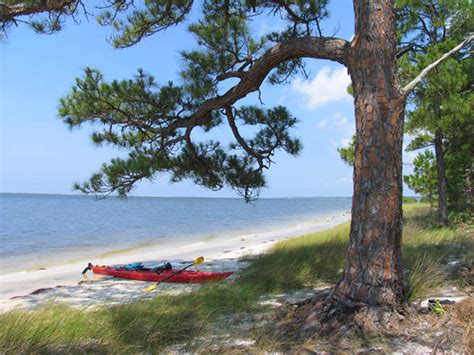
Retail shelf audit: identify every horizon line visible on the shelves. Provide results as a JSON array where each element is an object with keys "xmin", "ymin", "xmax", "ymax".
[{"xmin": 0, "ymin": 191, "xmax": 357, "ymax": 199}]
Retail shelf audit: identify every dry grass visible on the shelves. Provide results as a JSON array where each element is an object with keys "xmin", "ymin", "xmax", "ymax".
[{"xmin": 447, "ymin": 297, "xmax": 474, "ymax": 353}]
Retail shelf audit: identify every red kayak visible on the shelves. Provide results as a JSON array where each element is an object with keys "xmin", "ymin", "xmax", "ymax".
[{"xmin": 91, "ymin": 265, "xmax": 233, "ymax": 283}]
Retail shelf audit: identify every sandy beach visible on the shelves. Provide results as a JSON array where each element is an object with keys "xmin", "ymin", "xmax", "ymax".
[{"xmin": 0, "ymin": 211, "xmax": 351, "ymax": 312}]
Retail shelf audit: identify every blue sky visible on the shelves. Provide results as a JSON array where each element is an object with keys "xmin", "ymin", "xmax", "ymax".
[{"xmin": 0, "ymin": 1, "xmax": 415, "ymax": 198}]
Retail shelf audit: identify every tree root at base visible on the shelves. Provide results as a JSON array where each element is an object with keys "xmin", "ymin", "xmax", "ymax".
[
  {"xmin": 270, "ymin": 288, "xmax": 410, "ymax": 346},
  {"xmin": 260, "ymin": 290, "xmax": 471, "ymax": 353}
]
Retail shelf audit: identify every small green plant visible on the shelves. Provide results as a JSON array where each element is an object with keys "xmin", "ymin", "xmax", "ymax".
[
  {"xmin": 448, "ymin": 211, "xmax": 472, "ymax": 226},
  {"xmin": 430, "ymin": 299, "xmax": 446, "ymax": 316}
]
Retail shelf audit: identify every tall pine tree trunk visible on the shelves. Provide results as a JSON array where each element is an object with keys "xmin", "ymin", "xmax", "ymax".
[
  {"xmin": 466, "ymin": 165, "xmax": 472, "ymax": 212},
  {"xmin": 429, "ymin": 188, "xmax": 433, "ymax": 212},
  {"xmin": 434, "ymin": 129, "xmax": 449, "ymax": 225},
  {"xmin": 332, "ymin": 0, "xmax": 406, "ymax": 307}
]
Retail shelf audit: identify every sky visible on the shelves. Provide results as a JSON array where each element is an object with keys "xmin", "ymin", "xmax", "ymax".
[{"xmin": 0, "ymin": 1, "xmax": 415, "ymax": 198}]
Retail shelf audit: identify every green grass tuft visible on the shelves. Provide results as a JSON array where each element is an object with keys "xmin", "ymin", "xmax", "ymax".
[
  {"xmin": 406, "ymin": 253, "xmax": 443, "ymax": 302},
  {"xmin": 402, "ymin": 204, "xmax": 473, "ymax": 300},
  {"xmin": 239, "ymin": 223, "xmax": 349, "ymax": 293}
]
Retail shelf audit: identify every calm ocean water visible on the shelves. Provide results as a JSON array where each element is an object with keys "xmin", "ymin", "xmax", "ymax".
[{"xmin": 0, "ymin": 193, "xmax": 351, "ymax": 274}]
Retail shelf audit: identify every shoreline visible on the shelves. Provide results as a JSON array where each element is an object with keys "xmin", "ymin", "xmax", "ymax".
[
  {"xmin": 1, "ymin": 209, "xmax": 349, "ymax": 276},
  {"xmin": 1, "ymin": 194, "xmax": 352, "ymax": 276},
  {"xmin": 0, "ymin": 210, "xmax": 350, "ymax": 312}
]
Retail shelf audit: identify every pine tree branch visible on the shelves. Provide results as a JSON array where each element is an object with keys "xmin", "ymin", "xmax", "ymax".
[
  {"xmin": 189, "ymin": 36, "xmax": 349, "ymax": 127},
  {"xmin": 0, "ymin": 0, "xmax": 76, "ymax": 20},
  {"xmin": 403, "ymin": 34, "xmax": 473, "ymax": 94},
  {"xmin": 225, "ymin": 106, "xmax": 266, "ymax": 169},
  {"xmin": 216, "ymin": 71, "xmax": 246, "ymax": 81}
]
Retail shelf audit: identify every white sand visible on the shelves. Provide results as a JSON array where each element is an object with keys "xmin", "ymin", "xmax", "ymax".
[{"xmin": 0, "ymin": 211, "xmax": 350, "ymax": 312}]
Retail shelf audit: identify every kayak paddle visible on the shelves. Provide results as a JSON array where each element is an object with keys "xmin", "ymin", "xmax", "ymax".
[
  {"xmin": 144, "ymin": 256, "xmax": 205, "ymax": 292},
  {"xmin": 81, "ymin": 262, "xmax": 93, "ymax": 275}
]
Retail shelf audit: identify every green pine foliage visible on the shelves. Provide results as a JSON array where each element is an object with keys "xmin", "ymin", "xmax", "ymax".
[
  {"xmin": 3, "ymin": 1, "xmax": 336, "ymax": 201},
  {"xmin": 51, "ymin": 1, "xmax": 338, "ymax": 201},
  {"xmin": 398, "ymin": 0, "xmax": 473, "ymax": 213},
  {"xmin": 404, "ymin": 150, "xmax": 438, "ymax": 208},
  {"xmin": 336, "ymin": 1, "xmax": 474, "ymax": 214},
  {"xmin": 337, "ymin": 135, "xmax": 356, "ymax": 166},
  {"xmin": 4, "ymin": 1, "xmax": 472, "ymax": 206},
  {"xmin": 58, "ymin": 66, "xmax": 301, "ymax": 200}
]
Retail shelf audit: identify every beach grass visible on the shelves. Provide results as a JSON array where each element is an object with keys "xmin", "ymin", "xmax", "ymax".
[
  {"xmin": 1, "ymin": 286, "xmax": 260, "ymax": 353},
  {"xmin": 238, "ymin": 222, "xmax": 349, "ymax": 293},
  {"xmin": 1, "ymin": 204, "xmax": 472, "ymax": 353},
  {"xmin": 403, "ymin": 204, "xmax": 473, "ymax": 301}
]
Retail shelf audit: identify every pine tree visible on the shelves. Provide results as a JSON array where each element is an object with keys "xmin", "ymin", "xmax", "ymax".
[
  {"xmin": 399, "ymin": 0, "xmax": 473, "ymax": 225},
  {"xmin": 403, "ymin": 150, "xmax": 437, "ymax": 210},
  {"xmin": 2, "ymin": 0, "xmax": 472, "ymax": 331}
]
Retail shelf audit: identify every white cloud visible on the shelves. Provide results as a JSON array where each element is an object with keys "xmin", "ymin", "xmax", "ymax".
[
  {"xmin": 324, "ymin": 112, "xmax": 355, "ymax": 156},
  {"xmin": 292, "ymin": 66, "xmax": 352, "ymax": 110},
  {"xmin": 333, "ymin": 112, "xmax": 349, "ymax": 128},
  {"xmin": 317, "ymin": 118, "xmax": 328, "ymax": 129},
  {"xmin": 326, "ymin": 112, "xmax": 355, "ymax": 138},
  {"xmin": 340, "ymin": 137, "xmax": 352, "ymax": 147},
  {"xmin": 331, "ymin": 137, "xmax": 352, "ymax": 152},
  {"xmin": 337, "ymin": 176, "xmax": 352, "ymax": 184},
  {"xmin": 317, "ymin": 112, "xmax": 353, "ymax": 132}
]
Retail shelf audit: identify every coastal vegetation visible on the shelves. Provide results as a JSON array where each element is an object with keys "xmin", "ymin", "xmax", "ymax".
[
  {"xmin": 1, "ymin": 204, "xmax": 472, "ymax": 352},
  {"xmin": 1, "ymin": 0, "xmax": 472, "ymax": 346},
  {"xmin": 337, "ymin": 1, "xmax": 473, "ymax": 226},
  {"xmin": 1, "ymin": 1, "xmax": 472, "ymax": 326}
]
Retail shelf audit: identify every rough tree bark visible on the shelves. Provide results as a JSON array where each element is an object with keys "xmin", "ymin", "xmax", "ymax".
[
  {"xmin": 429, "ymin": 187, "xmax": 433, "ymax": 212},
  {"xmin": 434, "ymin": 129, "xmax": 449, "ymax": 226},
  {"xmin": 466, "ymin": 165, "xmax": 473, "ymax": 212},
  {"xmin": 331, "ymin": 0, "xmax": 406, "ymax": 308}
]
